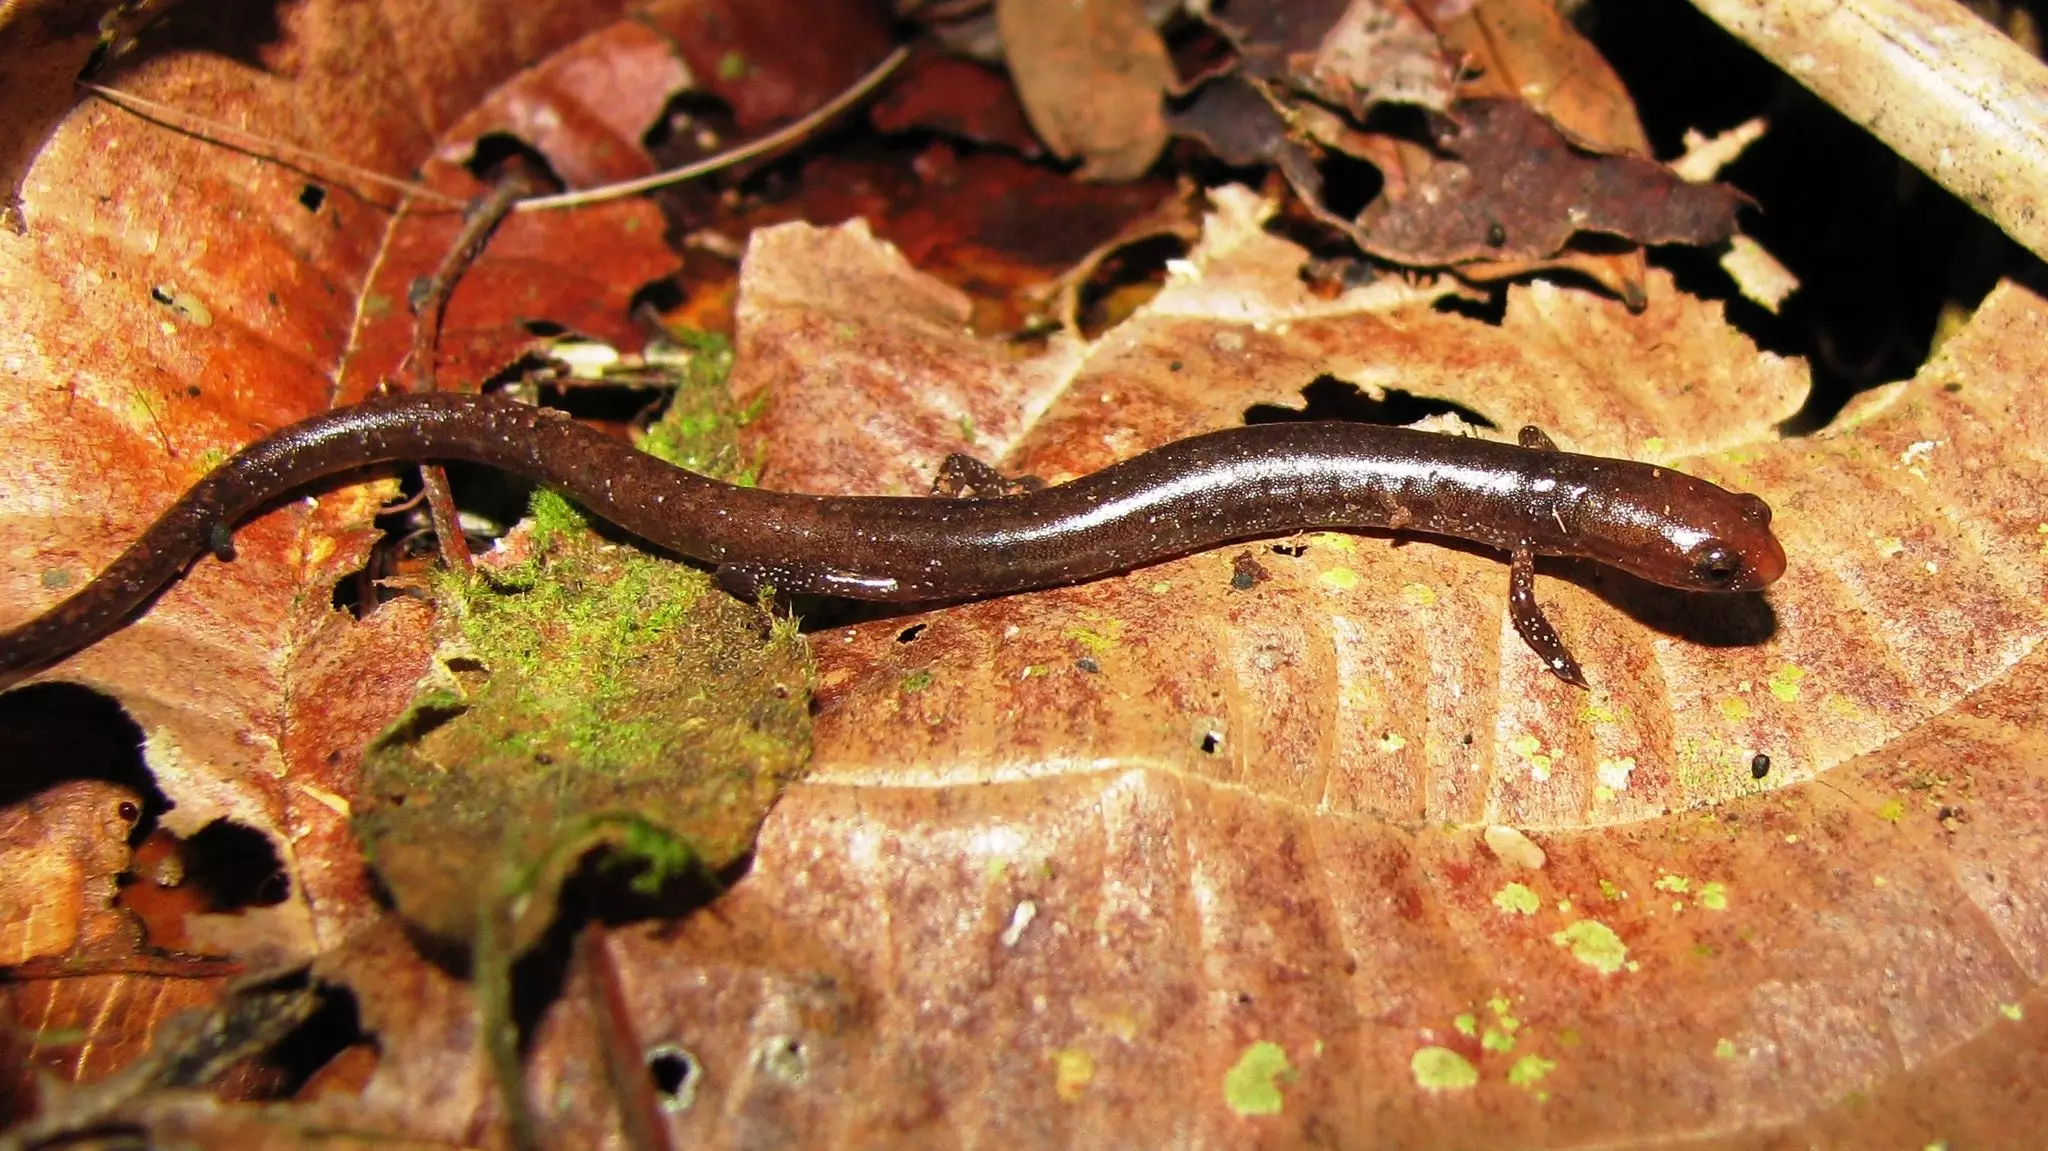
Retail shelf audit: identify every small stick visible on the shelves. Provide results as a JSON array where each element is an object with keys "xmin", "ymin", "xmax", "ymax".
[
  {"xmin": 405, "ymin": 160, "xmax": 552, "ymax": 574},
  {"xmin": 77, "ymin": 82, "xmax": 469, "ymax": 208},
  {"xmin": 511, "ymin": 45, "xmax": 910, "ymax": 212},
  {"xmin": 78, "ymin": 44, "xmax": 910, "ymax": 217}
]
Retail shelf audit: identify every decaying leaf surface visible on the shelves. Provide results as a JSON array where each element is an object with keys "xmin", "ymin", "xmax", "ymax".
[
  {"xmin": 0, "ymin": 0, "xmax": 716, "ymax": 967},
  {"xmin": 1165, "ymin": 0, "xmax": 1739, "ymax": 303},
  {"xmin": 0, "ymin": 0, "xmax": 844, "ymax": 1113},
  {"xmin": 1350, "ymin": 98, "xmax": 1747, "ymax": 266}
]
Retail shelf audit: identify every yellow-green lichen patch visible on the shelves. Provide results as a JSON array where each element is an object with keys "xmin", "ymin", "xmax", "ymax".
[
  {"xmin": 1223, "ymin": 1041, "xmax": 1294, "ymax": 1116},
  {"xmin": 1481, "ymin": 1027, "xmax": 1515, "ymax": 1053},
  {"xmin": 1064, "ymin": 613, "xmax": 1123, "ymax": 655},
  {"xmin": 1493, "ymin": 883, "xmax": 1540, "ymax": 916},
  {"xmin": 1409, "ymin": 1047, "xmax": 1478, "ymax": 1091},
  {"xmin": 1655, "ymin": 875, "xmax": 1691, "ymax": 894},
  {"xmin": 1698, "ymin": 881, "xmax": 1729, "ymax": 911},
  {"xmin": 1051, "ymin": 1048, "xmax": 1095, "ymax": 1101},
  {"xmin": 1877, "ymin": 798, "xmax": 1907, "ymax": 823},
  {"xmin": 1579, "ymin": 699, "xmax": 1621, "ymax": 725},
  {"xmin": 1318, "ymin": 567, "xmax": 1360, "ymax": 591},
  {"xmin": 1767, "ymin": 664, "xmax": 1806, "ymax": 702},
  {"xmin": 901, "ymin": 669, "xmax": 935, "ymax": 694},
  {"xmin": 1401, "ymin": 582, "xmax": 1437, "ymax": 607},
  {"xmin": 1551, "ymin": 920, "xmax": 1629, "ymax": 975},
  {"xmin": 1714, "ymin": 1038, "xmax": 1738, "ymax": 1060},
  {"xmin": 2001, "ymin": 1003, "xmax": 2024, "ymax": 1022},
  {"xmin": 1505, "ymin": 734, "xmax": 1554, "ymax": 782},
  {"xmin": 1453, "ymin": 1013, "xmax": 1477, "ymax": 1037},
  {"xmin": 1506, "ymin": 1054, "xmax": 1555, "ymax": 1088}
]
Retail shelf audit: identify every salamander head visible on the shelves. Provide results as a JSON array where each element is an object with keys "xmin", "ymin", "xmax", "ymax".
[{"xmin": 1585, "ymin": 481, "xmax": 1786, "ymax": 592}]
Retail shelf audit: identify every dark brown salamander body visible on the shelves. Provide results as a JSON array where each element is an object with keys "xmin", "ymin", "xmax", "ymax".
[{"xmin": 0, "ymin": 392, "xmax": 1785, "ymax": 685}]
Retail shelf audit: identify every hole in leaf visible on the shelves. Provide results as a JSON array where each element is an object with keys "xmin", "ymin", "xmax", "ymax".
[
  {"xmin": 1307, "ymin": 149, "xmax": 1384, "ymax": 223},
  {"xmin": 641, "ymin": 90, "xmax": 741, "ymax": 162},
  {"xmin": 1431, "ymin": 291, "xmax": 1508, "ymax": 325},
  {"xmin": 1075, "ymin": 233, "xmax": 1189, "ymax": 340},
  {"xmin": 897, "ymin": 624, "xmax": 927, "ymax": 644},
  {"xmin": 0, "ymin": 682, "xmax": 164, "ymax": 813},
  {"xmin": 465, "ymin": 132, "xmax": 559, "ymax": 188},
  {"xmin": 298, "ymin": 184, "xmax": 326, "ymax": 212},
  {"xmin": 1242, "ymin": 375, "xmax": 1497, "ymax": 429},
  {"xmin": 630, "ymin": 276, "xmax": 688, "ymax": 320},
  {"xmin": 645, "ymin": 1044, "xmax": 701, "ymax": 1112},
  {"xmin": 182, "ymin": 819, "xmax": 290, "ymax": 909}
]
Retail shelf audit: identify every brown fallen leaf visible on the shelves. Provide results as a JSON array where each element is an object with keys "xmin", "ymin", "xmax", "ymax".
[
  {"xmin": 1192, "ymin": 0, "xmax": 1456, "ymax": 115},
  {"xmin": 995, "ymin": 0, "xmax": 1174, "ymax": 180},
  {"xmin": 870, "ymin": 45, "xmax": 1045, "ymax": 156},
  {"xmin": 1349, "ymin": 98, "xmax": 1748, "ymax": 266}
]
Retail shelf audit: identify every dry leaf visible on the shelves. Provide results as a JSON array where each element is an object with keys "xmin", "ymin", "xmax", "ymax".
[
  {"xmin": 1192, "ymin": 0, "xmax": 1456, "ymax": 114},
  {"xmin": 1350, "ymin": 98, "xmax": 1748, "ymax": 266},
  {"xmin": 995, "ymin": 0, "xmax": 1174, "ymax": 180},
  {"xmin": 870, "ymin": 46, "xmax": 1045, "ymax": 155}
]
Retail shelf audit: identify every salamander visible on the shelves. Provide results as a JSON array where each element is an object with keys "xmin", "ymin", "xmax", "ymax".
[{"xmin": 0, "ymin": 392, "xmax": 1786, "ymax": 685}]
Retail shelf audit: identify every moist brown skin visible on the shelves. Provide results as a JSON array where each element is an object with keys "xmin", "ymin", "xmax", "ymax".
[{"xmin": 0, "ymin": 393, "xmax": 1786, "ymax": 686}]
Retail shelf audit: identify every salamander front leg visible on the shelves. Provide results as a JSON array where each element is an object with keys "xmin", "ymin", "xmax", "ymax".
[
  {"xmin": 1508, "ymin": 547, "xmax": 1587, "ymax": 687},
  {"xmin": 1517, "ymin": 425, "xmax": 1559, "ymax": 451}
]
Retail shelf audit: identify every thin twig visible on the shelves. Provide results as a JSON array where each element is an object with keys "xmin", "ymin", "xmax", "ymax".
[
  {"xmin": 78, "ymin": 43, "xmax": 909, "ymax": 218},
  {"xmin": 77, "ymin": 82, "xmax": 469, "ymax": 208},
  {"xmin": 511, "ymin": 45, "xmax": 910, "ymax": 212},
  {"xmin": 406, "ymin": 162, "xmax": 549, "ymax": 574}
]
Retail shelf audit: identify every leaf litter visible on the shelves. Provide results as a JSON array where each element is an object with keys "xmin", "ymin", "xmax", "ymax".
[{"xmin": 2, "ymin": 0, "xmax": 2047, "ymax": 1146}]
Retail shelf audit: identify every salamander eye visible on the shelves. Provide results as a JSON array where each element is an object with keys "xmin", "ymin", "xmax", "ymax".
[
  {"xmin": 1737, "ymin": 494, "xmax": 1773, "ymax": 526},
  {"xmin": 1692, "ymin": 545, "xmax": 1742, "ymax": 587}
]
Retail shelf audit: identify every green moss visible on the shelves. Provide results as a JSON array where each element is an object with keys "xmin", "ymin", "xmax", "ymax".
[
  {"xmin": 635, "ymin": 331, "xmax": 757, "ymax": 484},
  {"xmin": 356, "ymin": 346, "xmax": 814, "ymax": 954}
]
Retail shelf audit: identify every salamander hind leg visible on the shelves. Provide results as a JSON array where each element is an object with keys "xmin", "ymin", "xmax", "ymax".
[
  {"xmin": 930, "ymin": 454, "xmax": 1044, "ymax": 498},
  {"xmin": 1508, "ymin": 547, "xmax": 1587, "ymax": 687}
]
